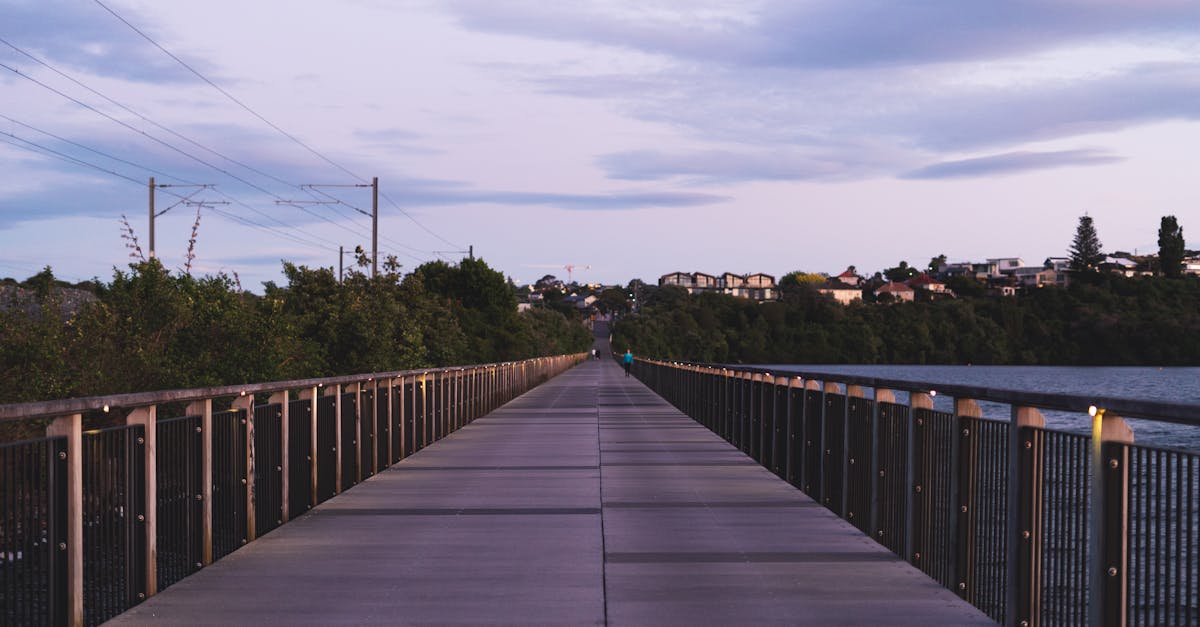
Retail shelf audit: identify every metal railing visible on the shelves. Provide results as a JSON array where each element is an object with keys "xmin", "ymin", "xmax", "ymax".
[
  {"xmin": 631, "ymin": 359, "xmax": 1199, "ymax": 627},
  {"xmin": 0, "ymin": 354, "xmax": 584, "ymax": 627}
]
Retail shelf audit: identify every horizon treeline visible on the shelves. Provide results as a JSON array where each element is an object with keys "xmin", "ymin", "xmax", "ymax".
[
  {"xmin": 612, "ymin": 273, "xmax": 1200, "ymax": 366},
  {"xmin": 0, "ymin": 257, "xmax": 592, "ymax": 406}
]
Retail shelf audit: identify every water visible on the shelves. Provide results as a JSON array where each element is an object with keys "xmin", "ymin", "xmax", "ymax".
[{"xmin": 758, "ymin": 365, "xmax": 1200, "ymax": 451}]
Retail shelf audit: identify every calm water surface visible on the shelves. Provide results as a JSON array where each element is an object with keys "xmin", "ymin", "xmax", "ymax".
[{"xmin": 758, "ymin": 365, "xmax": 1200, "ymax": 451}]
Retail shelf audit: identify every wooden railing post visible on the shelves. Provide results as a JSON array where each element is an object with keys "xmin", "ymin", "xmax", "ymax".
[
  {"xmin": 185, "ymin": 399, "xmax": 214, "ymax": 566},
  {"xmin": 231, "ymin": 394, "xmax": 255, "ymax": 543},
  {"xmin": 1007, "ymin": 405, "xmax": 1046, "ymax": 627},
  {"xmin": 125, "ymin": 405, "xmax": 157, "ymax": 597},
  {"xmin": 908, "ymin": 391, "xmax": 934, "ymax": 567},
  {"xmin": 268, "ymin": 391, "xmax": 290, "ymax": 523},
  {"xmin": 953, "ymin": 398, "xmax": 983, "ymax": 602},
  {"xmin": 870, "ymin": 388, "xmax": 896, "ymax": 548},
  {"xmin": 299, "ymin": 387, "xmax": 319, "ymax": 508},
  {"xmin": 1091, "ymin": 409, "xmax": 1134, "ymax": 627},
  {"xmin": 46, "ymin": 413, "xmax": 83, "ymax": 627}
]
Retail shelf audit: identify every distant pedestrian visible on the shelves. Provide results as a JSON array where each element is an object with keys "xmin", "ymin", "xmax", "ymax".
[
  {"xmin": 622, "ymin": 349, "xmax": 633, "ymax": 376},
  {"xmin": 591, "ymin": 348, "xmax": 598, "ymax": 360}
]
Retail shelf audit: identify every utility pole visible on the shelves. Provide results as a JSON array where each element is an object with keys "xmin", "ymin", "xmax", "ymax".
[
  {"xmin": 372, "ymin": 177, "xmax": 378, "ymax": 278},
  {"xmin": 148, "ymin": 178, "xmax": 215, "ymax": 259},
  {"xmin": 339, "ymin": 245, "xmax": 344, "ymax": 282},
  {"xmin": 286, "ymin": 179, "xmax": 378, "ymax": 276},
  {"xmin": 148, "ymin": 177, "xmax": 155, "ymax": 258}
]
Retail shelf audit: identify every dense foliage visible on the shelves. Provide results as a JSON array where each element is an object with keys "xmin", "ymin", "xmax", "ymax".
[
  {"xmin": 0, "ymin": 258, "xmax": 591, "ymax": 405},
  {"xmin": 612, "ymin": 275, "xmax": 1200, "ymax": 366}
]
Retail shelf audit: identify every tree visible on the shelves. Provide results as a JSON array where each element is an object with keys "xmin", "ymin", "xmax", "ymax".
[
  {"xmin": 1068, "ymin": 215, "xmax": 1104, "ymax": 273},
  {"xmin": 927, "ymin": 254, "xmax": 947, "ymax": 274},
  {"xmin": 1158, "ymin": 215, "xmax": 1185, "ymax": 278},
  {"xmin": 883, "ymin": 261, "xmax": 918, "ymax": 283}
]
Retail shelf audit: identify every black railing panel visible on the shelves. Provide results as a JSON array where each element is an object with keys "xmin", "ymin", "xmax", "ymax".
[
  {"xmin": 874, "ymin": 401, "xmax": 909, "ymax": 557},
  {"xmin": 155, "ymin": 415, "xmax": 202, "ymax": 592},
  {"xmin": 802, "ymin": 390, "xmax": 823, "ymax": 498},
  {"xmin": 958, "ymin": 416, "xmax": 1009, "ymax": 624},
  {"xmin": 288, "ymin": 399, "xmax": 313, "ymax": 516},
  {"xmin": 339, "ymin": 393, "xmax": 358, "ymax": 491},
  {"xmin": 315, "ymin": 396, "xmax": 337, "ymax": 504},
  {"xmin": 1032, "ymin": 427, "xmax": 1091, "ymax": 626},
  {"xmin": 359, "ymin": 389, "xmax": 375, "ymax": 480},
  {"xmin": 821, "ymin": 393, "xmax": 847, "ymax": 513},
  {"xmin": 911, "ymin": 408, "xmax": 956, "ymax": 588},
  {"xmin": 81, "ymin": 424, "xmax": 145, "ymax": 627},
  {"xmin": 786, "ymin": 387, "xmax": 803, "ymax": 487},
  {"xmin": 1125, "ymin": 443, "xmax": 1199, "ymax": 626},
  {"xmin": 252, "ymin": 404, "xmax": 283, "ymax": 537},
  {"xmin": 0, "ymin": 436, "xmax": 67, "ymax": 627},
  {"xmin": 771, "ymin": 383, "xmax": 788, "ymax": 478},
  {"xmin": 845, "ymin": 396, "xmax": 873, "ymax": 534},
  {"xmin": 211, "ymin": 410, "xmax": 246, "ymax": 561},
  {"xmin": 375, "ymin": 389, "xmax": 389, "ymax": 471}
]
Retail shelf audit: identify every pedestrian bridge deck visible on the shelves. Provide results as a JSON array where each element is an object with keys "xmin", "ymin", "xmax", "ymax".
[{"xmin": 110, "ymin": 360, "xmax": 991, "ymax": 625}]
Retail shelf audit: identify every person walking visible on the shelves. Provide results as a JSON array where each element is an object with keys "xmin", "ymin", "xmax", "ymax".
[{"xmin": 622, "ymin": 349, "xmax": 633, "ymax": 377}]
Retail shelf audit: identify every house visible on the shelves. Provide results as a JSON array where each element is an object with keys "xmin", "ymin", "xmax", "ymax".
[
  {"xmin": 693, "ymin": 272, "xmax": 720, "ymax": 292},
  {"xmin": 1101, "ymin": 256, "xmax": 1138, "ymax": 277},
  {"xmin": 1013, "ymin": 267, "xmax": 1057, "ymax": 288},
  {"xmin": 835, "ymin": 268, "xmax": 862, "ymax": 286},
  {"xmin": 1184, "ymin": 256, "xmax": 1200, "ymax": 277},
  {"xmin": 875, "ymin": 282, "xmax": 915, "ymax": 302},
  {"xmin": 742, "ymin": 273, "xmax": 777, "ymax": 300},
  {"xmin": 988, "ymin": 258, "xmax": 1025, "ymax": 276},
  {"xmin": 906, "ymin": 273, "xmax": 949, "ymax": 295},
  {"xmin": 817, "ymin": 280, "xmax": 863, "ymax": 305},
  {"xmin": 656, "ymin": 271, "xmax": 777, "ymax": 301},
  {"xmin": 659, "ymin": 272, "xmax": 694, "ymax": 289}
]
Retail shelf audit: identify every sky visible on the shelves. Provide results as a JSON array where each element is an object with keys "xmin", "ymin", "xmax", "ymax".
[{"xmin": 2, "ymin": 0, "xmax": 1199, "ymax": 290}]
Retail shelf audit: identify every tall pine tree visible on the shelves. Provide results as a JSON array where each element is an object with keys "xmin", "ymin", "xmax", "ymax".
[
  {"xmin": 1068, "ymin": 215, "xmax": 1104, "ymax": 273},
  {"xmin": 1157, "ymin": 215, "xmax": 1185, "ymax": 278}
]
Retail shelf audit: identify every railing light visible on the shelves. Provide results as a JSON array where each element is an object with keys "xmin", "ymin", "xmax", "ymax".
[
  {"xmin": 1088, "ymin": 405, "xmax": 1099, "ymax": 417},
  {"xmin": 102, "ymin": 404, "xmax": 110, "ymax": 413},
  {"xmin": 929, "ymin": 390, "xmax": 937, "ymax": 397}
]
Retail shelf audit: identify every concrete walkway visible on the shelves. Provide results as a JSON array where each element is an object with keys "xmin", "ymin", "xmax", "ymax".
[{"xmin": 110, "ymin": 358, "xmax": 992, "ymax": 625}]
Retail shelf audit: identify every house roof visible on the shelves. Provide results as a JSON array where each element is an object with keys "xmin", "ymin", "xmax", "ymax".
[
  {"xmin": 836, "ymin": 269, "xmax": 858, "ymax": 279},
  {"xmin": 876, "ymin": 282, "xmax": 914, "ymax": 293},
  {"xmin": 818, "ymin": 280, "xmax": 860, "ymax": 291},
  {"xmin": 906, "ymin": 273, "xmax": 942, "ymax": 287}
]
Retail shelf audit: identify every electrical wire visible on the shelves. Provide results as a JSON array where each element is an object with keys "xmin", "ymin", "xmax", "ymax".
[
  {"xmin": 0, "ymin": 37, "xmax": 296, "ymax": 191},
  {"xmin": 0, "ymin": 112, "xmax": 199, "ymax": 185},
  {"xmin": 91, "ymin": 0, "xmax": 464, "ymax": 251}
]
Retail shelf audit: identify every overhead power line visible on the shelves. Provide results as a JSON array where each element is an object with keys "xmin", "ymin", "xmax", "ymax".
[
  {"xmin": 92, "ymin": 0, "xmax": 463, "ymax": 251},
  {"xmin": 93, "ymin": 0, "xmax": 363, "ymax": 183},
  {"xmin": 0, "ymin": 36, "xmax": 296, "ymax": 191}
]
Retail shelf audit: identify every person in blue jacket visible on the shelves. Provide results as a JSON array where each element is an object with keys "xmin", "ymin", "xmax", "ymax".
[{"xmin": 622, "ymin": 349, "xmax": 633, "ymax": 377}]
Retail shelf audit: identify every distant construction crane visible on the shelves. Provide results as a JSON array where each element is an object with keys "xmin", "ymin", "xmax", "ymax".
[{"xmin": 525, "ymin": 263, "xmax": 592, "ymax": 284}]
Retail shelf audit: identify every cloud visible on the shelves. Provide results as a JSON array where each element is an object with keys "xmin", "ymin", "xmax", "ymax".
[
  {"xmin": 389, "ymin": 187, "xmax": 728, "ymax": 210},
  {"xmin": 891, "ymin": 62, "xmax": 1200, "ymax": 151},
  {"xmin": 447, "ymin": 0, "xmax": 1200, "ymax": 69},
  {"xmin": 597, "ymin": 147, "xmax": 908, "ymax": 184},
  {"xmin": 901, "ymin": 148, "xmax": 1124, "ymax": 180},
  {"xmin": 1, "ymin": 0, "xmax": 204, "ymax": 83}
]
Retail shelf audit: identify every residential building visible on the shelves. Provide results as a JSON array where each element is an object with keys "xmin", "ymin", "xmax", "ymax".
[
  {"xmin": 875, "ymin": 282, "xmax": 915, "ymax": 302},
  {"xmin": 817, "ymin": 280, "xmax": 863, "ymax": 305},
  {"xmin": 835, "ymin": 268, "xmax": 862, "ymax": 286},
  {"xmin": 987, "ymin": 258, "xmax": 1025, "ymax": 276},
  {"xmin": 906, "ymin": 273, "xmax": 950, "ymax": 295},
  {"xmin": 657, "ymin": 271, "xmax": 777, "ymax": 301},
  {"xmin": 1013, "ymin": 267, "xmax": 1058, "ymax": 288}
]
